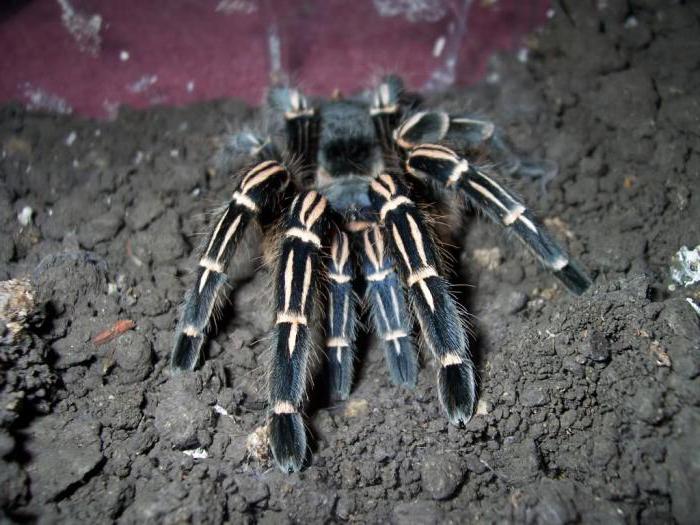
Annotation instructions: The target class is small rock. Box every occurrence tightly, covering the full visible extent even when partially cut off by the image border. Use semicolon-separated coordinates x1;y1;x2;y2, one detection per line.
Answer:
506;291;528;314
581;330;610;362
114;331;153;384
520;382;549;407
420;452;464;500
17;206;33;226
494;439;541;483
154;375;213;450
344;399;369;418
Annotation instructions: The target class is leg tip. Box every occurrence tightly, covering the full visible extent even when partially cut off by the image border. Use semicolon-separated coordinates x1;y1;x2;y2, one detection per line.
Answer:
269;412;307;474
555;260;593;296
170;331;203;371
385;339;418;389
328;351;354;401
438;363;477;426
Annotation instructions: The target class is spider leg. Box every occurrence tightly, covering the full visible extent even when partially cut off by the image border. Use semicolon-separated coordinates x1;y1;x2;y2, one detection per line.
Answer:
369;174;476;425
325;229;358;400
171;160;290;370
405;143;592;295
268;191;329;473
368;75;405;152
395;110;557;181
358;224;417;388
267;86;318;176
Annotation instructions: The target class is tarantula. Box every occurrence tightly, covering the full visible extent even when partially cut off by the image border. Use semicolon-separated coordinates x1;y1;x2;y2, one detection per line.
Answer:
170;76;591;473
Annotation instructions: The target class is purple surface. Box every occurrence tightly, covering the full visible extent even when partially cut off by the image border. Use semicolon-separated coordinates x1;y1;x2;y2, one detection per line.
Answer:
1;0;549;118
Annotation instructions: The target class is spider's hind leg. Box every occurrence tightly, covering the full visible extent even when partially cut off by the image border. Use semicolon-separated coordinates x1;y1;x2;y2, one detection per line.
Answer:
358;224;417;388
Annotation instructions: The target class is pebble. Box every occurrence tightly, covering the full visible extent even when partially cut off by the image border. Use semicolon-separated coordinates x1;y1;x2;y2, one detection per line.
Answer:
114;331;153;384
420;452;464;500
154;375;213;449
520;382;550;407
17;206;33;226
581;330;611;362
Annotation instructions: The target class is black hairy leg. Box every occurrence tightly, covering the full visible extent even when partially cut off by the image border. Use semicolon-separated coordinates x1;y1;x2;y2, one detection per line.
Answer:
358;224;417;388
369;174;476;425
368;75;405;152
268;86;319;183
403;142;591;295
171;160;290;370
268;191;329;473
325;229;358;399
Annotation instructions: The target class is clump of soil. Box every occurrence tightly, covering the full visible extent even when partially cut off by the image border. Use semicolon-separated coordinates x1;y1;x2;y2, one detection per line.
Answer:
1;1;699;523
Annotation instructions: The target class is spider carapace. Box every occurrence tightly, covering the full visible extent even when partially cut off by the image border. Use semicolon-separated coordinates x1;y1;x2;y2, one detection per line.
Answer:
170;76;591;473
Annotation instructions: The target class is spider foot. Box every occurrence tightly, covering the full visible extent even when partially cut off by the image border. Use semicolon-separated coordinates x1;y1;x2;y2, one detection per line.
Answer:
171;329;204;371
384;339;418;389
328;348;354;400
269;411;307;473
438;362;477;426
553;258;593;296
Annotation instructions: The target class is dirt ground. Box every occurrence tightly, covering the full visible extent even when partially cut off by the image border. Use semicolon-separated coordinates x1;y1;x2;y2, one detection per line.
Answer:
1;1;699;523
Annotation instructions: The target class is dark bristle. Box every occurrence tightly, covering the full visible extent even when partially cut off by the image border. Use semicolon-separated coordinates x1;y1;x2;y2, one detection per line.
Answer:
171;332;203;371
554;260;593;296
328;348;354;400
269;413;307;474
384;341;418;389
438;363;477;426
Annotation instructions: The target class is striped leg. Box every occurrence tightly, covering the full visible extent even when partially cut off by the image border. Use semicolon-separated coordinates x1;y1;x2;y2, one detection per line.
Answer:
359;224;417;388
267;86;318;173
326;230;357;400
369;174;476;425
268;191;329;473
405;144;591;295
369;75;404;152
171;161;289;371
394;111;556;180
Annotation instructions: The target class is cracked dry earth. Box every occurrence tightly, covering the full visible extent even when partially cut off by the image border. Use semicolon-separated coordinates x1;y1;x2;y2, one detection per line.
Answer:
1;1;699;523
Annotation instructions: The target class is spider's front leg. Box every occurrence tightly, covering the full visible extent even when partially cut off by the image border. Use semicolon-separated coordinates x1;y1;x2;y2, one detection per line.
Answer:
403;141;591;294
268;191;329;473
171;160;289;370
369;175;476;424
268;86;318;172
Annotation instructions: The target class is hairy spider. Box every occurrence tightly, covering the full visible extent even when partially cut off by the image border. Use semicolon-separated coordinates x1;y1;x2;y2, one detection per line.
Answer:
170;76;591;473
